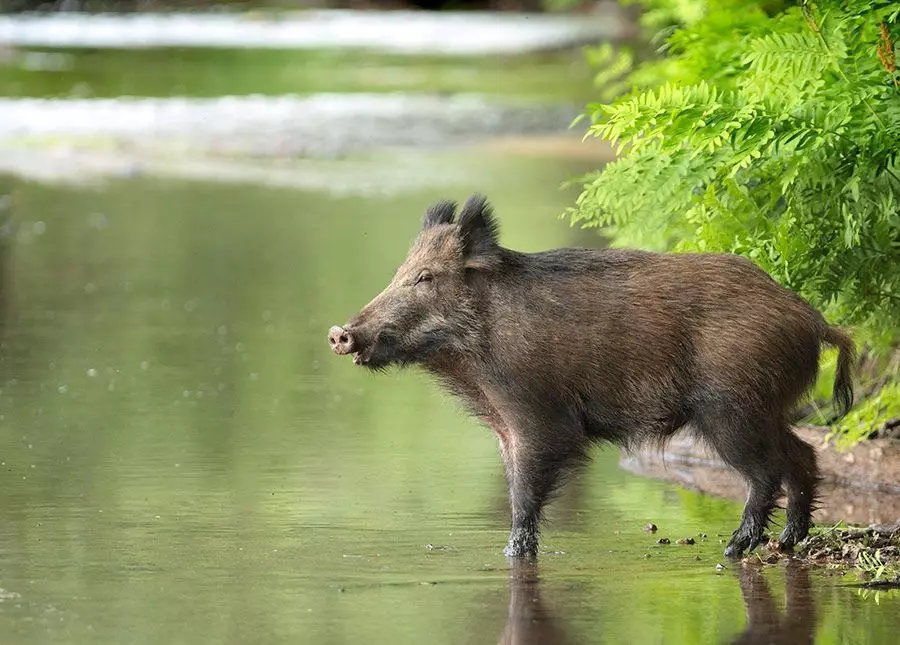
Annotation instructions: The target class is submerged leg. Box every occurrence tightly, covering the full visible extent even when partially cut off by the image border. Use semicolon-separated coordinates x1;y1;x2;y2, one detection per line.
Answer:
498;421;587;558
500;436;551;558
697;410;784;557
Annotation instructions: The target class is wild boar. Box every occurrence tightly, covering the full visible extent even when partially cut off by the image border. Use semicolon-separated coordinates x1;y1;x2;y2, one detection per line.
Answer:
328;195;855;558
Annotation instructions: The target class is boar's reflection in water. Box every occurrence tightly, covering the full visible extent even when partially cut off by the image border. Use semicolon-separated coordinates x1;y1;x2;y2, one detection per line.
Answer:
496;561;817;645
328;195;856;559
498;561;571;645
730;563;817;645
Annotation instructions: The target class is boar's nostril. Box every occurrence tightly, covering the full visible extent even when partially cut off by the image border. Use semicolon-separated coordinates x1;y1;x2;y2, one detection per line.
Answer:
328;325;355;355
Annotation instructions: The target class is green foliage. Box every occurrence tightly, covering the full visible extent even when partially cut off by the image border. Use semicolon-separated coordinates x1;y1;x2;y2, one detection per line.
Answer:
543;0;594;11
857;549;900;583
572;1;900;440
574;0;900;334
822;380;900;446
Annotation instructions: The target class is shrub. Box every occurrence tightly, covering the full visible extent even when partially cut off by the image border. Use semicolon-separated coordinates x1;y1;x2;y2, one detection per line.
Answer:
571;0;900;442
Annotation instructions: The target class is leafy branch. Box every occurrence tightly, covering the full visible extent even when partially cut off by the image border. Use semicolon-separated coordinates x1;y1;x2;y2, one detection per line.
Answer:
572;0;900;442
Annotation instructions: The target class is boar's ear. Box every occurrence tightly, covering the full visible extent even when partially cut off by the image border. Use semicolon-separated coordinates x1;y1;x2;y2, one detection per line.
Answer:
422;199;457;230
457;194;499;267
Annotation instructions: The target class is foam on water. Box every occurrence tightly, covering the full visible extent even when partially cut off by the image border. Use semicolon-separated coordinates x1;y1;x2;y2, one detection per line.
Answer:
0;93;578;161
0;9;629;55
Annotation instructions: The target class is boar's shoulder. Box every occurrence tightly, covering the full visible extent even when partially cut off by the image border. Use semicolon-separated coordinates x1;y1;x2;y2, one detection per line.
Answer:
502;247;651;277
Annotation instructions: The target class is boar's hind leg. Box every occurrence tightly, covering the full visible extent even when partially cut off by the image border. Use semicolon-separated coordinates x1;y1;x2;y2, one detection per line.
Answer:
499;424;586;559
697;412;784;558
777;431;818;549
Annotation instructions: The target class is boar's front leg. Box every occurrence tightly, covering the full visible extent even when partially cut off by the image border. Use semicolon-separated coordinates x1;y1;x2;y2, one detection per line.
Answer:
495;412;587;558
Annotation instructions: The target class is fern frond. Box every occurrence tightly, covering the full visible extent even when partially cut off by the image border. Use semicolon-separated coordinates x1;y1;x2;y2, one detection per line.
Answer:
571;0;900;348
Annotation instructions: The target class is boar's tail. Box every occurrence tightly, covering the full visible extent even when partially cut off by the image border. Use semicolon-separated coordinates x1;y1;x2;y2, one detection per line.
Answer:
822;326;856;420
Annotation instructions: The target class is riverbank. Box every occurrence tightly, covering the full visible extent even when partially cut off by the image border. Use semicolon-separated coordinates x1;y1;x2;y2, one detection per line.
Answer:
621;426;900;526
791;523;900;587
622;427;900;586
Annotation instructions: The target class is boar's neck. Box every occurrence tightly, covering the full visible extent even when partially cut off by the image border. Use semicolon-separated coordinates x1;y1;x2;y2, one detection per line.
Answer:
422;247;588;418
422;245;644;415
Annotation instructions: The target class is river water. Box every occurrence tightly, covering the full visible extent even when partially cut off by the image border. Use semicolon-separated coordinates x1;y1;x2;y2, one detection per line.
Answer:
0;11;898;645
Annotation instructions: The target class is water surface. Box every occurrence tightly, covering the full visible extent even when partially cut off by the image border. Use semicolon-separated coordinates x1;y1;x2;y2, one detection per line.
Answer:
0;158;897;644
1;13;898;642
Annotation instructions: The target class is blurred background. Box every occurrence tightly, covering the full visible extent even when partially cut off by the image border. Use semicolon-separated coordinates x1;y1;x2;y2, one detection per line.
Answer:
0;1;575;12
0;1;897;644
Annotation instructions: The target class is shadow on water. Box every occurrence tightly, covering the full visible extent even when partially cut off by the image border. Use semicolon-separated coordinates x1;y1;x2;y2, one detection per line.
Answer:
498;560;818;645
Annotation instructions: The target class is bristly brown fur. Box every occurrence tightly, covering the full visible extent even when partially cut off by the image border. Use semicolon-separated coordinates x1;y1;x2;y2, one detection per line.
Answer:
423;200;457;229
332;195;858;559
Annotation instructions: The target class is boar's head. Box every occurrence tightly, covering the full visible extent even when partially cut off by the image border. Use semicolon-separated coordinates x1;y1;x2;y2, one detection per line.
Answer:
328;195;499;370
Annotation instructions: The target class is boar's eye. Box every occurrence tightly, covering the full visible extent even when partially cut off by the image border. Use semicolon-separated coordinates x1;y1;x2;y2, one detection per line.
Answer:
415;270;433;286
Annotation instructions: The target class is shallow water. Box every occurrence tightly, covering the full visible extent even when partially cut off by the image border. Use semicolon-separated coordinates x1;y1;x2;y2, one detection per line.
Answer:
1;12;899;642
0;160;898;644
0;47;595;101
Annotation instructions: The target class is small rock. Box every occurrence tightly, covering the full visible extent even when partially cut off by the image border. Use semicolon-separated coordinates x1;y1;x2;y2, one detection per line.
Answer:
676;537;695;545
424;544;449;551
715;563;726;571
657;537;670;545
644;553;652;558
698;533;708;539
644;523;658;533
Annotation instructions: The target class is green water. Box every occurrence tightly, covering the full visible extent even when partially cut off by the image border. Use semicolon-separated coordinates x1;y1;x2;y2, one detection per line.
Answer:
0;157;897;644
0;48;594;101
1;23;899;644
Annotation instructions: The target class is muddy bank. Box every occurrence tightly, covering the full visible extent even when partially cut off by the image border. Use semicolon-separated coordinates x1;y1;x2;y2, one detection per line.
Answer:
793;523;900;582
621;426;900;526
739;523;900;588
469;134;615;161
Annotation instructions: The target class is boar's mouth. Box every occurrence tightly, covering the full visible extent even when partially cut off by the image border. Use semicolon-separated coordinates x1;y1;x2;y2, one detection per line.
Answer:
351;330;399;369
352;344;375;366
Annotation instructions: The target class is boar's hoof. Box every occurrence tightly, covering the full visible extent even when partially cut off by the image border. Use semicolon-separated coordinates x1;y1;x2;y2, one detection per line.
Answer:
723;529;765;558
777;524;808;550
328;325;356;355
723;543;743;558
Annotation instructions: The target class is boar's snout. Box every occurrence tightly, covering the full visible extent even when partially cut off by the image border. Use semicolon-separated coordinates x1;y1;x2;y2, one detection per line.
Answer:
328;325;356;356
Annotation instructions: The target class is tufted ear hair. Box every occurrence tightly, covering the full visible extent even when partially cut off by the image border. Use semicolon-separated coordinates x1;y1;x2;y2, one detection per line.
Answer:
422;199;457;230
457;194;499;263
